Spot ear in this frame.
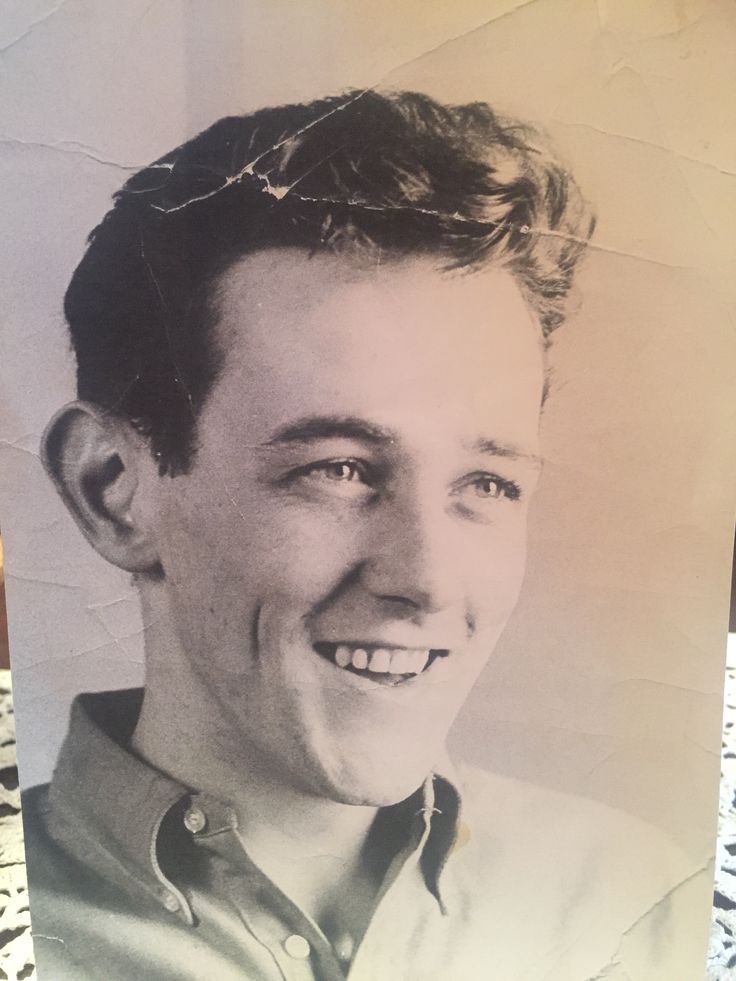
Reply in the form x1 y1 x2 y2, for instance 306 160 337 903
41 402 161 574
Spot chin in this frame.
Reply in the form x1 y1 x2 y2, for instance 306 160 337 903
317 753 440 808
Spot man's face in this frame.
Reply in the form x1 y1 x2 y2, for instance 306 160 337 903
150 251 545 806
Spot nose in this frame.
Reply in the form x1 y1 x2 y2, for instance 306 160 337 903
361 487 462 618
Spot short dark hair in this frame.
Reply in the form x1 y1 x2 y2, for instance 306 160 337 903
64 89 594 474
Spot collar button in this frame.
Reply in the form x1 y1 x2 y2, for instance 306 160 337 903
183 805 207 834
162 892 180 913
284 934 311 960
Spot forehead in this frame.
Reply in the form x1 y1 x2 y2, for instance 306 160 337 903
208 250 545 442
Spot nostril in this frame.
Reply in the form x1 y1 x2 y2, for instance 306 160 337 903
375 593 428 619
377 593 422 609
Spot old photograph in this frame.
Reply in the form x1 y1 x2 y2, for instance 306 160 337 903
1 1 734 978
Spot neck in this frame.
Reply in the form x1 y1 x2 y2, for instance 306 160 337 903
130 584 382 926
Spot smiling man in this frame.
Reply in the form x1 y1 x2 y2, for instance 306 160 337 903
22 91 695 980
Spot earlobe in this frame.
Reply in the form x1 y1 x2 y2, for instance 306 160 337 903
41 402 161 574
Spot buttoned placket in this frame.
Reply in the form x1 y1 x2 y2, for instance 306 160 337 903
178 795 347 981
166 784 451 981
345 786 441 981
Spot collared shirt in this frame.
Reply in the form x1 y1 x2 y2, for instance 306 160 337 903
22 689 708 980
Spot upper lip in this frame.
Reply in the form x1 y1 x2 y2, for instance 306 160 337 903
316 637 448 651
314 640 451 651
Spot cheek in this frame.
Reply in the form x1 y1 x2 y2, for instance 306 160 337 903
185 497 371 631
464 517 529 624
247 497 370 595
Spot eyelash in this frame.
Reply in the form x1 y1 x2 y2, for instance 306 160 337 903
284 458 522 504
458 471 522 503
284 458 373 484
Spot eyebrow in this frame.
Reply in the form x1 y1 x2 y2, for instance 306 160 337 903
261 415 397 447
474 438 543 469
260 415 542 467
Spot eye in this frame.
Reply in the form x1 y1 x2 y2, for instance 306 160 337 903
313 460 364 483
471 474 520 501
286 458 376 501
452 471 522 514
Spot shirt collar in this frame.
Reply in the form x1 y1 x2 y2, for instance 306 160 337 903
48 688 463 921
49 689 192 919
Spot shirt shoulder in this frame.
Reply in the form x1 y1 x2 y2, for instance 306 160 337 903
21 784 98 979
444 764 711 981
21 783 77 896
455 762 689 866
22 782 143 901
21 784 169 980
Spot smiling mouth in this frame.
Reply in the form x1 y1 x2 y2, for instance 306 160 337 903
313 643 450 685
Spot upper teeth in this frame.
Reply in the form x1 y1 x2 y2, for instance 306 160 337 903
333 645 430 675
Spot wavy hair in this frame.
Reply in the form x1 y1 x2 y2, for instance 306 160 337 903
64 89 595 473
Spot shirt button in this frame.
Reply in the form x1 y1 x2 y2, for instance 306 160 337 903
284 934 311 959
183 805 207 834
163 892 180 912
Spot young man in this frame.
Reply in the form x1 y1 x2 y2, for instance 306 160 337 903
23 91 697 979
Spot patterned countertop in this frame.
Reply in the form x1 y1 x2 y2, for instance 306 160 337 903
708 637 736 979
0 675 33 980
